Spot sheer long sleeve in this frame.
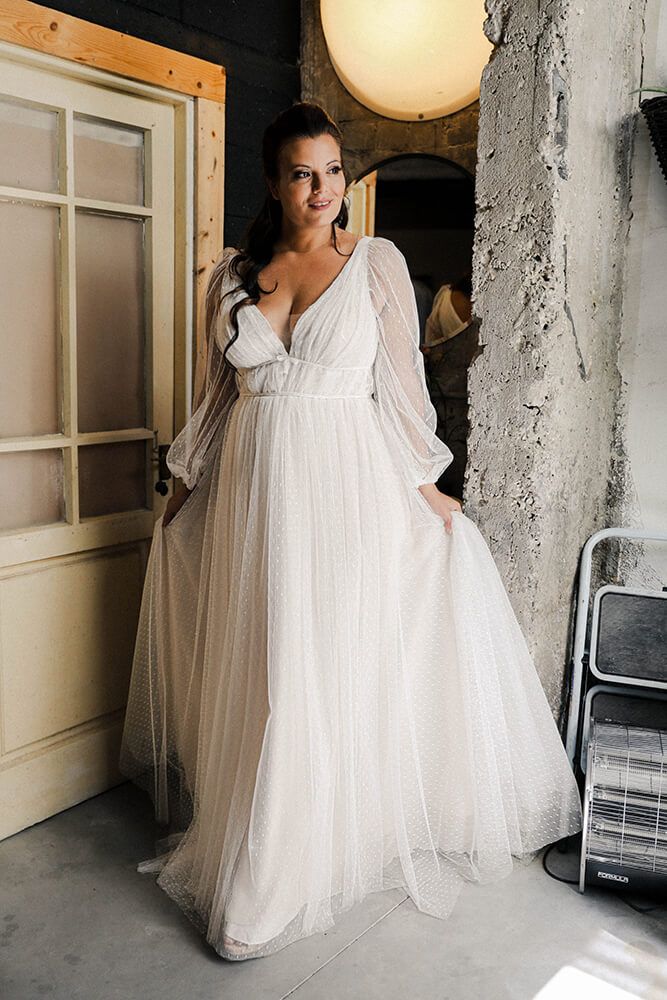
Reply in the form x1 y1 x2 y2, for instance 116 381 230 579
166 248 239 489
368 237 453 487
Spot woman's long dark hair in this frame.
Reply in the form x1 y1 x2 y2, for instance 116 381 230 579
214 101 352 370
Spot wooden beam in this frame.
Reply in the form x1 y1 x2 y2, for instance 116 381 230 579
192 96 226 399
0 0 225 101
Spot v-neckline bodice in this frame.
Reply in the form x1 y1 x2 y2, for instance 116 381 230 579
251 235 368 356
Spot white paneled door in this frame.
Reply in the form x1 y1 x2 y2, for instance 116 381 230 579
0 53 179 838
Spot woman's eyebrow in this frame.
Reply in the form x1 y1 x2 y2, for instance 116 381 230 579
290 159 341 168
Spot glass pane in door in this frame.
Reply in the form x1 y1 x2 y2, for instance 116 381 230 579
0 95 59 192
76 211 146 433
78 441 147 517
74 115 145 205
0 450 65 530
0 201 62 437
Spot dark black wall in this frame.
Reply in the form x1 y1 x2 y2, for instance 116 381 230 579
46 1 301 246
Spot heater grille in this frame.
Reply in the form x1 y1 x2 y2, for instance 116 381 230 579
580 721 667 893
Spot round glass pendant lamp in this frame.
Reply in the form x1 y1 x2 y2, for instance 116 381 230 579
320 0 493 121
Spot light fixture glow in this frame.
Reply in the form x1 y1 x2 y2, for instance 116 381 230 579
320 0 493 121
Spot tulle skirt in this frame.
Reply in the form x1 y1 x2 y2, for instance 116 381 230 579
119 392 582 960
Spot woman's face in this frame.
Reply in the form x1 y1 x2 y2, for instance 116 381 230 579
268 133 346 232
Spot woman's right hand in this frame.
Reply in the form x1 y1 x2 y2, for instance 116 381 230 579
163 484 193 527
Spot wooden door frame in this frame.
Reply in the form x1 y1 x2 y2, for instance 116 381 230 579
0 0 226 427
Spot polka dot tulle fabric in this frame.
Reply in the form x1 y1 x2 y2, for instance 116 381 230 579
119 235 582 961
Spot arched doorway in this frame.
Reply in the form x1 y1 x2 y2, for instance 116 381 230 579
348 154 480 502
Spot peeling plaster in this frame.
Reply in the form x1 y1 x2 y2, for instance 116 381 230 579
611 0 667 591
484 0 511 47
468 0 647 710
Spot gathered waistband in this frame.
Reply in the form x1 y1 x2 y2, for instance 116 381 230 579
236 359 375 400
239 391 373 399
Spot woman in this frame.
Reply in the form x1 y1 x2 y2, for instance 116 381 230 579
119 102 582 962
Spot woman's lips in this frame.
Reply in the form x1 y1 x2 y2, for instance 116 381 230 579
308 200 332 211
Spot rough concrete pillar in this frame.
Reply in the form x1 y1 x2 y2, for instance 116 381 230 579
614 0 667 589
468 0 647 710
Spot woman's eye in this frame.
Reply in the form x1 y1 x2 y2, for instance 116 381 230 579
293 166 341 179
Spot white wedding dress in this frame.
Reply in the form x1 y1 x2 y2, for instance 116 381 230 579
119 234 582 961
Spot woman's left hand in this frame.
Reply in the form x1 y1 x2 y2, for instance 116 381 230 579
418 484 462 534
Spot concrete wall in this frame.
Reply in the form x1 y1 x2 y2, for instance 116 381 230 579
469 0 647 709
615 0 667 588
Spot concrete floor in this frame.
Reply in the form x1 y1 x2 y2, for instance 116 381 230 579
2 782 667 1000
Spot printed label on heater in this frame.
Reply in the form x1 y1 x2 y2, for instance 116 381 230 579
597 871 629 883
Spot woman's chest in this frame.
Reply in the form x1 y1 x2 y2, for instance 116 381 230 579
253 253 358 340
219 264 378 370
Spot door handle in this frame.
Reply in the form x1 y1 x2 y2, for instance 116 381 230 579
155 443 172 496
